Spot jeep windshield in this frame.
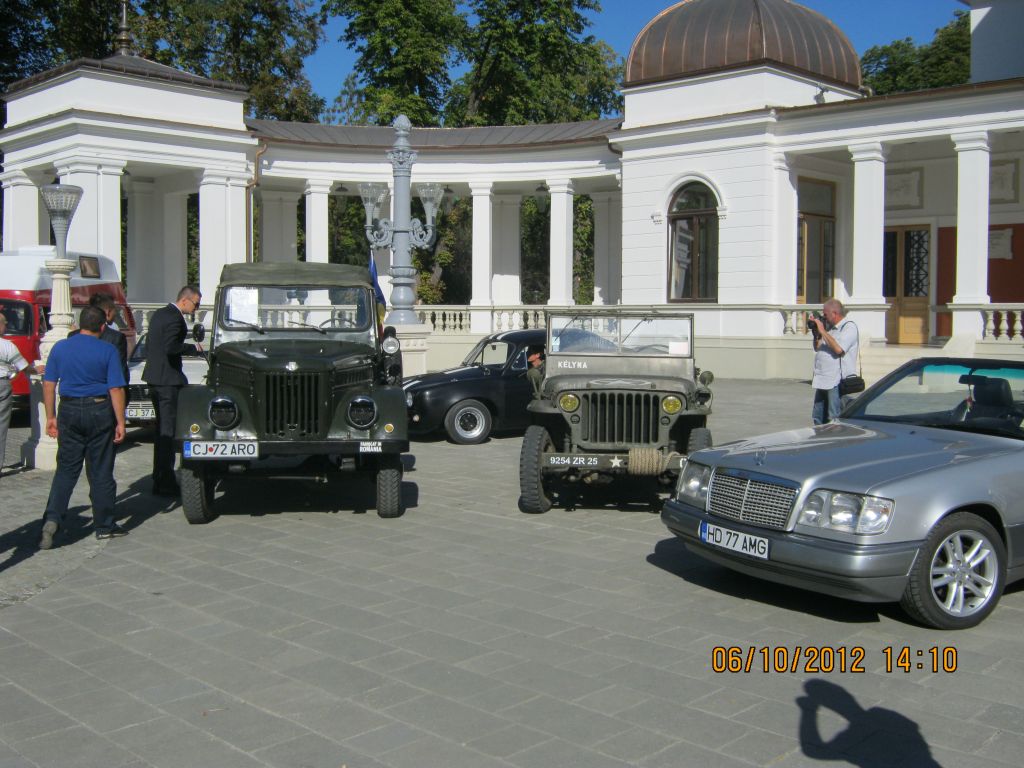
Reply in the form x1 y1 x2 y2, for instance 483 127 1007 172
215 284 375 346
548 313 693 357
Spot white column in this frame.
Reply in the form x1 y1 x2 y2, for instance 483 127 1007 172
304 179 331 263
161 189 189 297
773 153 799 306
55 158 126 276
591 191 621 305
259 190 300 263
548 179 574 306
126 178 159 302
199 169 248 298
848 143 887 307
469 181 494 333
951 131 991 338
1 169 44 251
492 194 522 305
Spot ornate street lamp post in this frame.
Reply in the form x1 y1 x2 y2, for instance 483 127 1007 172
27 183 84 469
359 115 444 325
38 184 84 359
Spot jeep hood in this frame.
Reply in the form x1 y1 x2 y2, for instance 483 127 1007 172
213 340 374 371
695 420 1022 491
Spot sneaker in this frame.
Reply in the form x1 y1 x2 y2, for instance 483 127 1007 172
38 521 58 550
95 524 129 540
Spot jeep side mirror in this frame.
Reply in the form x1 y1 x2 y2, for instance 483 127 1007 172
698 370 714 386
192 323 206 343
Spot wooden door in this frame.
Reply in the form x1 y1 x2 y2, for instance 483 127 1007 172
883 227 931 344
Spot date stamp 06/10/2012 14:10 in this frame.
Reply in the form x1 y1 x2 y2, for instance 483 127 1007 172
711 646 959 675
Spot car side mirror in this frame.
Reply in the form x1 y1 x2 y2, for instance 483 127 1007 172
192 323 206 343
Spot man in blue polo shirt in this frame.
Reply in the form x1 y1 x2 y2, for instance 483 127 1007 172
39 305 127 549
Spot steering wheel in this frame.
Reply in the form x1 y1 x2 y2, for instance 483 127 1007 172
318 316 357 329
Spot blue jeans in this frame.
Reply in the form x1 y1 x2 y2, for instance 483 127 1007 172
812 387 841 425
43 396 118 532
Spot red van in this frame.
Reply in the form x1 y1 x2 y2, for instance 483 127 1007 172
0 246 137 404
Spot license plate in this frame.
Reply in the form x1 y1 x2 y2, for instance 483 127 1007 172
699 521 769 560
184 441 259 459
126 406 155 420
547 455 599 467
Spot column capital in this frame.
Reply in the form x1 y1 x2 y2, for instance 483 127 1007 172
546 179 574 195
589 190 621 205
54 157 127 177
200 168 249 187
0 168 41 188
260 189 302 203
468 180 494 196
304 178 334 195
772 152 790 172
952 131 990 153
848 142 888 163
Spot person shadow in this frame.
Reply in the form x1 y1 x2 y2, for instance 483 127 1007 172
797 679 940 767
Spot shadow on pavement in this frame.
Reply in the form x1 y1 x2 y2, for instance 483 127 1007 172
0 508 97 569
797 679 940 767
646 537 895 625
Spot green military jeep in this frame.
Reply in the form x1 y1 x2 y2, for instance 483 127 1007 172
175 262 407 523
518 308 714 513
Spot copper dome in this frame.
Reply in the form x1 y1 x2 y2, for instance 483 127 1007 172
625 0 861 89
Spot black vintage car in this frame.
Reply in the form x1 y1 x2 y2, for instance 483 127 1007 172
174 262 408 523
403 329 545 444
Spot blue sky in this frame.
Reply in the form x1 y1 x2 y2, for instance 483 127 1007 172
304 0 965 110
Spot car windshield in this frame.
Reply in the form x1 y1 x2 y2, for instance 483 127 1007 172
0 300 32 336
845 360 1024 439
130 332 206 363
548 313 693 357
215 284 374 346
461 339 515 369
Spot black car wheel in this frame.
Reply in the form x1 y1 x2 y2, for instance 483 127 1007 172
686 427 712 454
518 425 553 514
181 467 218 524
376 455 404 518
444 399 492 444
900 512 1005 629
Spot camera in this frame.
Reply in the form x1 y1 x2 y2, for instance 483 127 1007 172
808 312 824 341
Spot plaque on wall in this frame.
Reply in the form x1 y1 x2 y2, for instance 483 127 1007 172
988 228 1014 260
991 160 1019 204
885 167 923 210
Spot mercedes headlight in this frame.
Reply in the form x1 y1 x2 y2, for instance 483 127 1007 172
796 490 893 534
558 393 580 412
675 460 712 507
347 396 377 429
208 396 240 430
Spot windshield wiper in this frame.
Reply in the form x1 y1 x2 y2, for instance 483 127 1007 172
226 317 264 334
620 316 652 346
287 320 326 335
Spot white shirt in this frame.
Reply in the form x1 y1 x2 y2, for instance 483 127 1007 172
811 319 859 390
0 338 29 382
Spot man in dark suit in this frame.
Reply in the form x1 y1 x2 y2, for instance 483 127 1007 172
144 285 201 496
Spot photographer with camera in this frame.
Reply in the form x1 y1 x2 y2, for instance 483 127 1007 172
809 298 860 425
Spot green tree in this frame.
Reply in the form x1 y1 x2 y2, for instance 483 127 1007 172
320 0 465 126
134 0 324 121
446 0 622 126
0 1 58 94
861 10 969 95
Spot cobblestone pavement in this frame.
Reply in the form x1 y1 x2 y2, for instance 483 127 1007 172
1 380 1022 767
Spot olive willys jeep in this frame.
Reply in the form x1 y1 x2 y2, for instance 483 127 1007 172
518 308 713 513
175 262 407 523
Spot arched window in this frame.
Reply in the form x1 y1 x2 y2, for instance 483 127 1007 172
668 183 718 302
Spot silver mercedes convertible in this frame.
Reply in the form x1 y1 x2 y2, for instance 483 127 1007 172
662 357 1024 629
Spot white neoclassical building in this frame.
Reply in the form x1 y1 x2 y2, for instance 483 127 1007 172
2 0 1023 377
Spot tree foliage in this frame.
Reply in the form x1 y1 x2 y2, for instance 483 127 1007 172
861 10 969 96
446 0 622 126
320 0 464 126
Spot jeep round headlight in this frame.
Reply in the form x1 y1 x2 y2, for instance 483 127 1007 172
558 393 580 412
347 396 377 429
662 395 682 415
382 336 400 355
208 396 240 430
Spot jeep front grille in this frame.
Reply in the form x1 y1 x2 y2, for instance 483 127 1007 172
333 364 374 388
581 392 660 445
707 469 797 531
264 371 322 438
